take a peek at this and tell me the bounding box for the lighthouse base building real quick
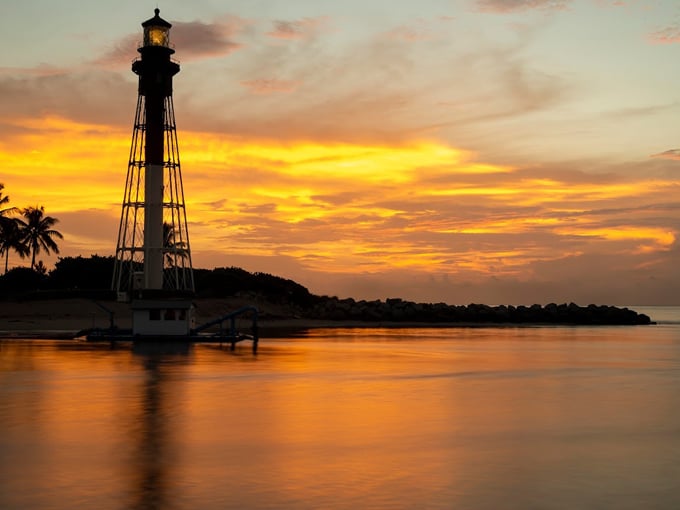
[131,299,194,337]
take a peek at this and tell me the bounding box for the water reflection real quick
[2,325,680,509]
[129,343,192,510]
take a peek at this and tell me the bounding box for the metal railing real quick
[192,306,259,352]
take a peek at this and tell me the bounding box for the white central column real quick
[144,163,164,289]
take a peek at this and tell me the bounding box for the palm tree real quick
[0,218,29,274]
[0,184,25,274]
[163,221,187,267]
[0,183,18,231]
[0,183,16,219]
[17,206,64,270]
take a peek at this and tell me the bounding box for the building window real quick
[150,309,161,320]
[164,309,176,321]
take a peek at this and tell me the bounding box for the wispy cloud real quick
[604,102,677,119]
[0,64,68,77]
[89,33,138,68]
[0,11,575,164]
[240,78,301,94]
[383,21,432,42]
[94,17,247,67]
[171,18,247,59]
[649,24,680,44]
[476,0,572,13]
[0,71,135,127]
[266,17,330,40]
[651,149,680,161]
[593,0,630,7]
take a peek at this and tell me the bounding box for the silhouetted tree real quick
[16,206,63,270]
[163,221,188,267]
[34,260,47,276]
[0,266,47,295]
[192,266,315,305]
[0,184,28,274]
[48,255,114,290]
[0,184,16,219]
[0,219,29,274]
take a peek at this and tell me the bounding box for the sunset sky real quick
[1,0,680,305]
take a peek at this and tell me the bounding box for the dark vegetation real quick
[0,254,653,325]
[0,255,317,305]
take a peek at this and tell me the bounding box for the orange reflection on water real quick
[3,327,680,509]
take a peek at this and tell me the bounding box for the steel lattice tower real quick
[112,9,194,299]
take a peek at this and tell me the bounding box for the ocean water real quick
[1,306,680,509]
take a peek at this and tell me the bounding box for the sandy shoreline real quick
[0,298,425,339]
[0,298,310,337]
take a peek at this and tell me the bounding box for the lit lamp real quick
[143,8,171,47]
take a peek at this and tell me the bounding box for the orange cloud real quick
[3,114,679,294]
[0,116,128,210]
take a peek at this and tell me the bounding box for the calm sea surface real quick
[2,306,680,509]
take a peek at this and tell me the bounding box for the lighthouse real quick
[112,9,195,336]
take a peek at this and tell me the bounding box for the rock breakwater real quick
[304,297,652,325]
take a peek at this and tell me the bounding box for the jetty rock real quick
[304,298,653,325]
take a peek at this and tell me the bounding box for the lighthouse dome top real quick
[142,8,172,28]
[141,8,172,48]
